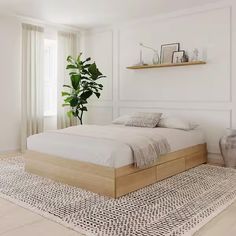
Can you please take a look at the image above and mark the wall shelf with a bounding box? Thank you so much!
[126,61,206,70]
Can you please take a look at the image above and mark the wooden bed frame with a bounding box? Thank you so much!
[24,143,207,198]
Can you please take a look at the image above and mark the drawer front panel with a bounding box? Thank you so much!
[156,158,185,181]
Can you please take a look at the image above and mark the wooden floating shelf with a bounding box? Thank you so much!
[126,61,206,70]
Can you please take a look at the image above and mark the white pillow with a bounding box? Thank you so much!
[125,112,162,128]
[112,115,130,125]
[158,117,198,131]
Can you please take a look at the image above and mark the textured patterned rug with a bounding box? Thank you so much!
[0,157,236,236]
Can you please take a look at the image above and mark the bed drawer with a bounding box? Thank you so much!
[185,152,206,170]
[156,157,185,181]
[116,167,156,198]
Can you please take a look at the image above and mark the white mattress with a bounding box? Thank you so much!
[27,126,205,168]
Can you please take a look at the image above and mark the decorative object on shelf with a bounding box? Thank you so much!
[183,52,189,62]
[191,48,199,61]
[160,43,180,64]
[219,128,236,168]
[139,43,160,64]
[139,49,144,65]
[133,48,147,67]
[172,50,185,63]
[126,61,206,70]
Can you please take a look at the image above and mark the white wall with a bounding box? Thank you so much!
[0,16,21,152]
[83,30,113,124]
[82,1,236,162]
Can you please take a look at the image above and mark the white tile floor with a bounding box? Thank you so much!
[0,198,83,236]
[0,197,236,236]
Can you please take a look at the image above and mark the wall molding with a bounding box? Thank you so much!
[117,106,233,129]
[118,106,232,113]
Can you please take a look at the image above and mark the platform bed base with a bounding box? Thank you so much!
[25,144,207,198]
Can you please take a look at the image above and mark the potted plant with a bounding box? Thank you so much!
[62,54,105,125]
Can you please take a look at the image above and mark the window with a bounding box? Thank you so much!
[44,39,57,116]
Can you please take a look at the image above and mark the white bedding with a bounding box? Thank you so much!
[27,125,205,168]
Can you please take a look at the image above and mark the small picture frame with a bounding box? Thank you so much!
[160,43,180,64]
[172,50,185,64]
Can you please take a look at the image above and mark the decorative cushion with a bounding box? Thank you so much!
[158,117,198,131]
[125,112,162,128]
[112,115,130,125]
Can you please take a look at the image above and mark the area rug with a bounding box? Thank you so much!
[1,157,236,236]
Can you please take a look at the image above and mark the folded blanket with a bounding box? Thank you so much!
[52,125,171,168]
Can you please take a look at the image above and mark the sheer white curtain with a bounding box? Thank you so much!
[57,31,78,129]
[21,23,44,151]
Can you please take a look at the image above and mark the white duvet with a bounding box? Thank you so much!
[27,125,205,168]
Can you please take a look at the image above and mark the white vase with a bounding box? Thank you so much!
[152,52,160,64]
[219,129,236,168]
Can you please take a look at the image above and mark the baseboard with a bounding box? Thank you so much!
[0,149,21,158]
[207,153,224,166]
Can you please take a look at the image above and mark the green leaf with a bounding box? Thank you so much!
[80,99,88,104]
[88,63,102,80]
[98,75,106,79]
[64,96,73,103]
[67,110,73,118]
[63,85,72,89]
[81,69,90,75]
[80,90,93,100]
[83,64,91,68]
[62,103,70,107]
[94,92,100,98]
[77,53,83,63]
[69,71,77,76]
[61,92,70,96]
[81,76,90,81]
[66,64,77,69]
[67,56,74,63]
[81,81,88,89]
[70,74,81,90]
[70,97,78,107]
[81,107,88,111]
[82,57,91,64]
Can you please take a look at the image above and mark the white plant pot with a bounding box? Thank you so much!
[220,129,236,168]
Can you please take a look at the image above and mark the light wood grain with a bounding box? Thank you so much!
[25,151,115,178]
[116,167,156,198]
[25,144,207,198]
[126,61,206,70]
[185,151,207,170]
[25,151,116,197]
[156,157,185,181]
[115,144,207,177]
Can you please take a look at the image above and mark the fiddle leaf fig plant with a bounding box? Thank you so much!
[62,53,105,125]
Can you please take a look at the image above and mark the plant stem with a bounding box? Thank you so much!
[80,105,84,125]
[78,117,83,125]
[77,105,84,125]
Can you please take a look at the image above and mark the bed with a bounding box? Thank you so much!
[24,124,207,198]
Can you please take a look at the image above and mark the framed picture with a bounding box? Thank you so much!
[172,50,185,64]
[160,43,180,64]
